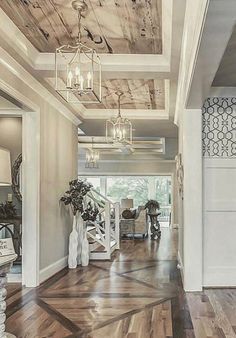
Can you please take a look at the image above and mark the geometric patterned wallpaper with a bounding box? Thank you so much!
[202,98,236,157]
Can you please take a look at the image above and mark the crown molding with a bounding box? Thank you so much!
[0,46,81,126]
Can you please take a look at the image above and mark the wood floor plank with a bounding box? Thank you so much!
[6,301,72,338]
[4,229,196,337]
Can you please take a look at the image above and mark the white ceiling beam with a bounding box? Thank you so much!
[35,53,170,73]
[82,109,168,120]
[40,70,171,80]
[78,143,164,149]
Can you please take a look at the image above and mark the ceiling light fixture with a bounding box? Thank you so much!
[55,0,102,104]
[85,137,99,169]
[106,92,133,145]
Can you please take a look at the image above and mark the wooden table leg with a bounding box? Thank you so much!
[0,273,16,338]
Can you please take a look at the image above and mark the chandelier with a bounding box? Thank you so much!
[106,92,133,144]
[85,138,99,169]
[55,0,102,104]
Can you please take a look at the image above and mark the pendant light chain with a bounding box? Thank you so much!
[77,8,82,44]
[55,0,102,104]
[117,92,123,118]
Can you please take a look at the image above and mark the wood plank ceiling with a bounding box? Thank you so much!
[84,79,165,109]
[0,0,162,54]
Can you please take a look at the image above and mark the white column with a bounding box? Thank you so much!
[183,109,203,291]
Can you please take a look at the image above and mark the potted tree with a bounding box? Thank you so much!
[144,200,161,240]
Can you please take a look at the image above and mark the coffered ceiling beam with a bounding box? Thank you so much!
[82,109,168,120]
[34,53,170,73]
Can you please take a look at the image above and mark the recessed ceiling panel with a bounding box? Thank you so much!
[84,79,165,109]
[213,25,236,87]
[0,0,162,54]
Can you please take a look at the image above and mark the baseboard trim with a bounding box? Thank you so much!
[177,251,184,284]
[39,256,68,284]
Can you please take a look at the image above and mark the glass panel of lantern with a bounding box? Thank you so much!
[55,43,101,104]
[106,116,133,144]
[85,148,99,169]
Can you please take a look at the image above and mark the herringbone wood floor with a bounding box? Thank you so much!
[6,229,236,338]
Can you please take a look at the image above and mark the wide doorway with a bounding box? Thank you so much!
[81,175,173,227]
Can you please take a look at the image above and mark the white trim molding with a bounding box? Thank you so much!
[174,0,209,124]
[183,109,203,291]
[39,256,68,284]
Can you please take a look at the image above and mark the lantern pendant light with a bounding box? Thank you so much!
[85,137,99,169]
[55,0,102,104]
[106,92,133,144]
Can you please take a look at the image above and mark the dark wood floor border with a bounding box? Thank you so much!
[90,263,157,275]
[38,267,69,292]
[100,259,177,263]
[121,264,157,274]
[119,273,162,290]
[36,298,82,334]
[90,263,160,291]
[7,268,70,318]
[6,288,37,318]
[39,292,166,299]
[171,294,195,338]
[6,286,23,300]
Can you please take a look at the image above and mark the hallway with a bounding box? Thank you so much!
[5,229,195,337]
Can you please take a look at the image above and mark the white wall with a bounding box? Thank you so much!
[203,158,236,286]
[0,49,78,283]
[182,109,203,291]
[203,98,236,286]
[0,117,22,211]
[40,110,78,270]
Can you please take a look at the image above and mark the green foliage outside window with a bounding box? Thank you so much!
[83,176,171,208]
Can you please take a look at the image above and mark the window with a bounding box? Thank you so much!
[107,177,148,207]
[80,176,172,209]
[85,177,101,193]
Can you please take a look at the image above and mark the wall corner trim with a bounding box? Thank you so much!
[39,256,68,284]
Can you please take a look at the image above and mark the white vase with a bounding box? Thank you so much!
[77,214,83,265]
[68,215,78,269]
[81,225,89,266]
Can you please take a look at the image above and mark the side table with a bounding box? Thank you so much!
[120,219,135,238]
[0,254,17,338]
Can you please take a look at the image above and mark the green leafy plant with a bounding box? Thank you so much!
[144,200,160,213]
[82,201,99,222]
[60,179,100,224]
[60,179,92,216]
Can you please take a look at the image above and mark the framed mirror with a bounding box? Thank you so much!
[12,153,22,202]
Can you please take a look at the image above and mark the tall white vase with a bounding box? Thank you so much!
[81,225,89,267]
[68,215,78,269]
[77,213,84,265]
